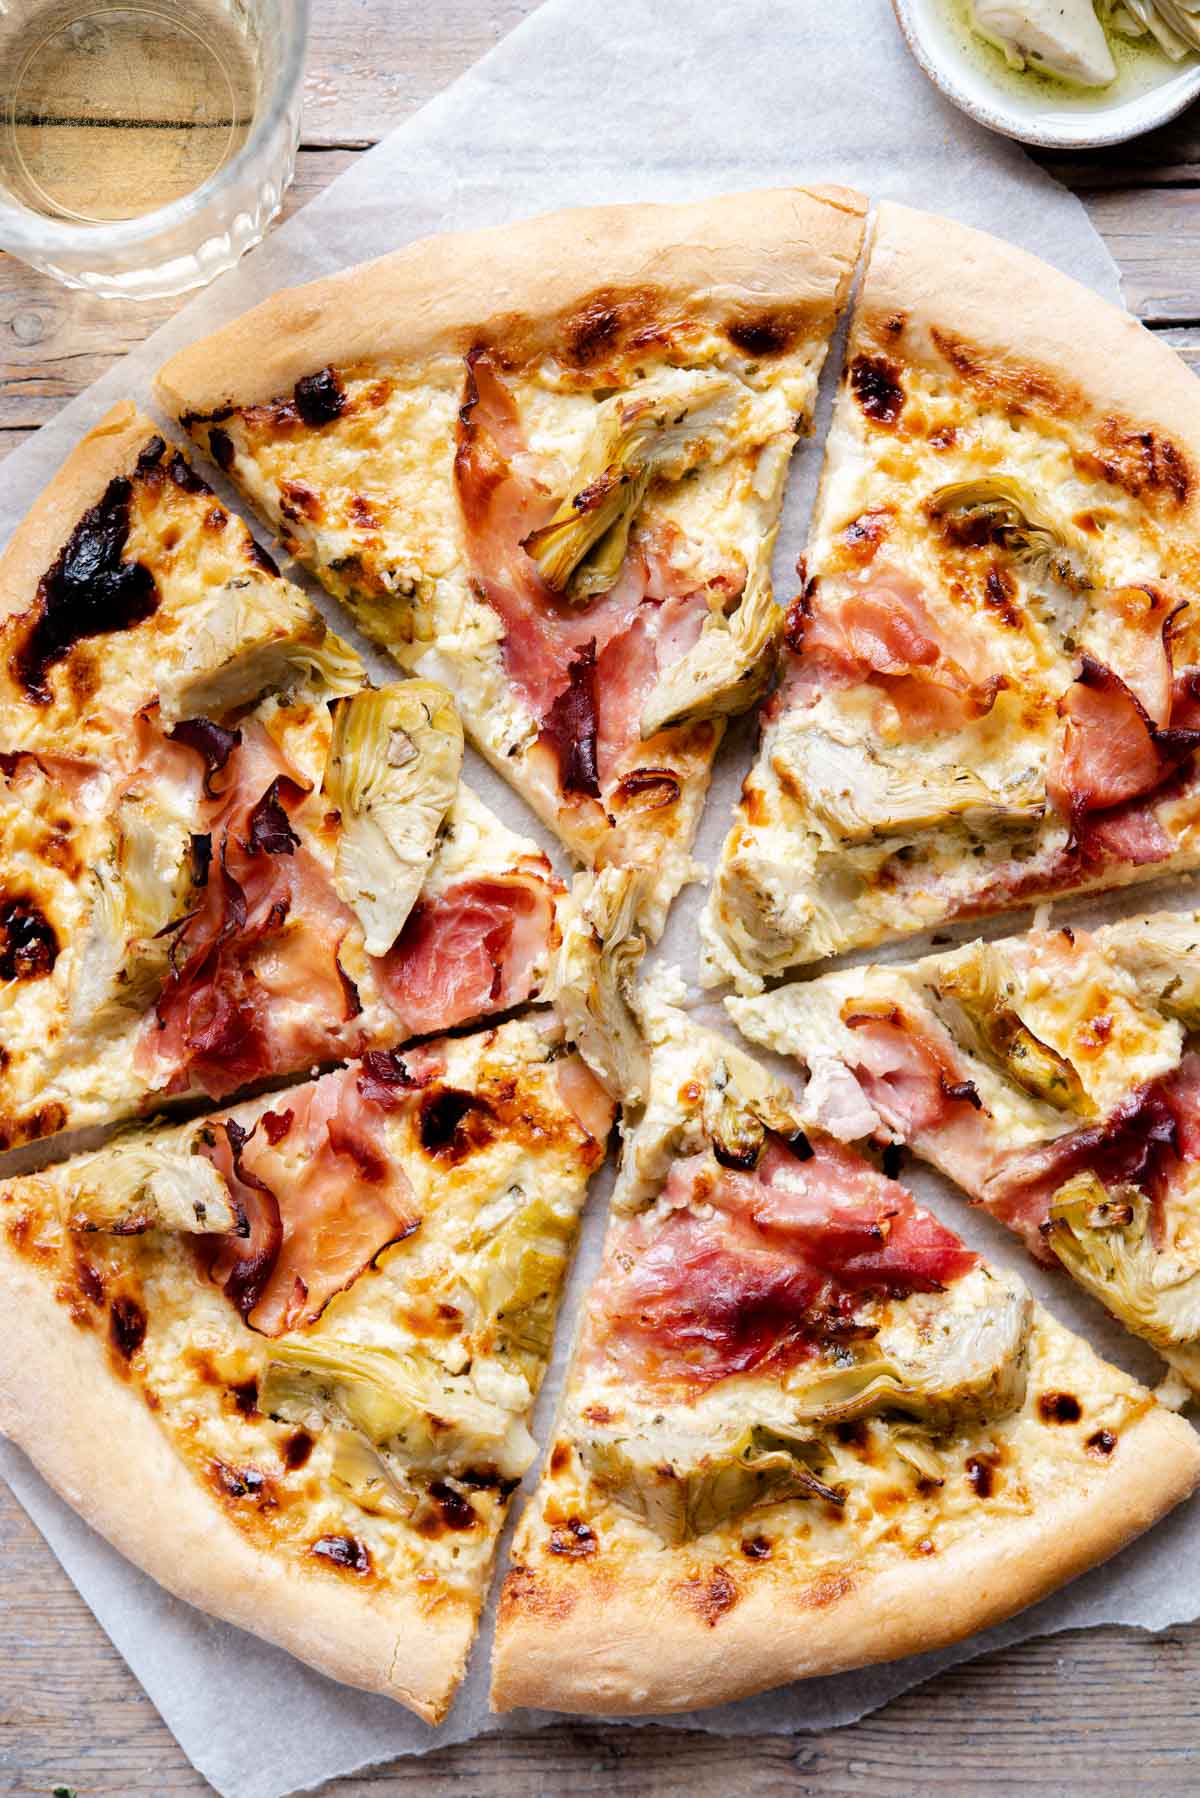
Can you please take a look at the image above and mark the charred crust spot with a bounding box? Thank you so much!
[246,538,280,577]
[135,434,166,474]
[348,494,380,530]
[499,1563,577,1623]
[965,1453,996,1498]
[212,1460,275,1506]
[842,507,893,566]
[850,355,905,427]
[311,1533,372,1573]
[797,1571,854,1610]
[784,581,816,655]
[166,450,210,496]
[549,1440,572,1475]
[984,563,1021,628]
[725,310,798,358]
[108,1295,146,1361]
[613,767,681,812]
[417,1087,495,1161]
[564,296,624,366]
[231,1378,259,1416]
[16,476,158,704]
[930,326,1069,413]
[883,312,906,337]
[280,480,322,524]
[429,1480,478,1530]
[1083,420,1192,508]
[1038,1391,1082,1425]
[208,427,235,472]
[293,367,346,428]
[741,1535,772,1560]
[679,1565,738,1627]
[204,504,228,532]
[0,896,58,980]
[75,1256,104,1306]
[1086,1428,1117,1457]
[283,1430,314,1470]
[549,1516,598,1558]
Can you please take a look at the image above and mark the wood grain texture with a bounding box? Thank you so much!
[4,4,1200,1793]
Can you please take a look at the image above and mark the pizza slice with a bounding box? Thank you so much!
[0,407,565,1146]
[490,989,1199,1714]
[155,188,867,936]
[0,1013,615,1723]
[730,906,1200,1394]
[704,201,1200,988]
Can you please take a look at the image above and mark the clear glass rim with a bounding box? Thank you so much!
[0,0,311,254]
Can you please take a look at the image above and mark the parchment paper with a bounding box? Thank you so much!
[5,3,1196,1795]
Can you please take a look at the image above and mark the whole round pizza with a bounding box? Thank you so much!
[4,186,1200,1723]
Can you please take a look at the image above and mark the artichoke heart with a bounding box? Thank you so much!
[157,580,363,721]
[790,727,1045,844]
[522,370,740,599]
[640,565,781,739]
[1104,0,1200,58]
[927,476,1091,595]
[551,866,649,1106]
[66,1139,238,1236]
[262,1336,536,1482]
[325,681,464,956]
[1047,1174,1200,1371]
[463,1188,578,1372]
[1099,913,1200,1031]
[934,943,1091,1114]
[579,1419,843,1545]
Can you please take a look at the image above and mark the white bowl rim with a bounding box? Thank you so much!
[891,0,1200,148]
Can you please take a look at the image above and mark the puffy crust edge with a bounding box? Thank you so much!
[155,186,868,414]
[490,1402,1200,1715]
[861,202,1200,521]
[0,1222,472,1725]
[0,400,164,634]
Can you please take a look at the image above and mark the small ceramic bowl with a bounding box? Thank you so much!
[893,0,1200,147]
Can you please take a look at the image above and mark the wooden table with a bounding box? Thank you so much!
[3,5,1200,1792]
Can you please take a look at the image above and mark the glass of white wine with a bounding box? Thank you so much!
[0,0,309,298]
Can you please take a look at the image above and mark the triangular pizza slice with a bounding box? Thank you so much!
[704,201,1200,987]
[156,188,867,936]
[0,407,564,1146]
[0,1013,614,1723]
[491,988,1199,1714]
[731,906,1200,1394]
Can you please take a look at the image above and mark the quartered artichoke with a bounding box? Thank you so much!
[933,943,1090,1114]
[1098,912,1200,1031]
[325,681,464,956]
[462,1187,578,1376]
[66,1138,239,1235]
[789,726,1046,845]
[1103,0,1200,58]
[1046,1174,1200,1385]
[577,1269,1032,1541]
[261,1336,536,1482]
[522,369,740,599]
[968,0,1117,84]
[157,580,363,721]
[551,866,649,1106]
[926,476,1091,631]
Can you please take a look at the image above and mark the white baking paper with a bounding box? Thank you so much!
[7,2,1195,1795]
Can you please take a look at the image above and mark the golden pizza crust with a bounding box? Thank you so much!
[0,1222,472,1724]
[156,187,868,417]
[490,1400,1200,1715]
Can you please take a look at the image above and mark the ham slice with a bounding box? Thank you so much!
[591,1135,976,1389]
[1049,655,1200,839]
[790,569,1001,740]
[377,873,554,1037]
[453,351,713,790]
[199,1067,417,1336]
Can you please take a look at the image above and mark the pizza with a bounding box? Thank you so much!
[155,188,868,937]
[0,1013,615,1723]
[730,906,1200,1392]
[490,990,1199,1714]
[703,202,1200,988]
[0,404,564,1147]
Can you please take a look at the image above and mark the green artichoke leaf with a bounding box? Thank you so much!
[463,1186,579,1375]
[933,942,1091,1114]
[522,370,740,598]
[66,1137,239,1236]
[157,578,364,721]
[1046,1173,1200,1371]
[261,1335,536,1481]
[1098,912,1200,1031]
[639,566,782,739]
[325,680,464,956]
[551,866,649,1106]
[926,475,1091,596]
